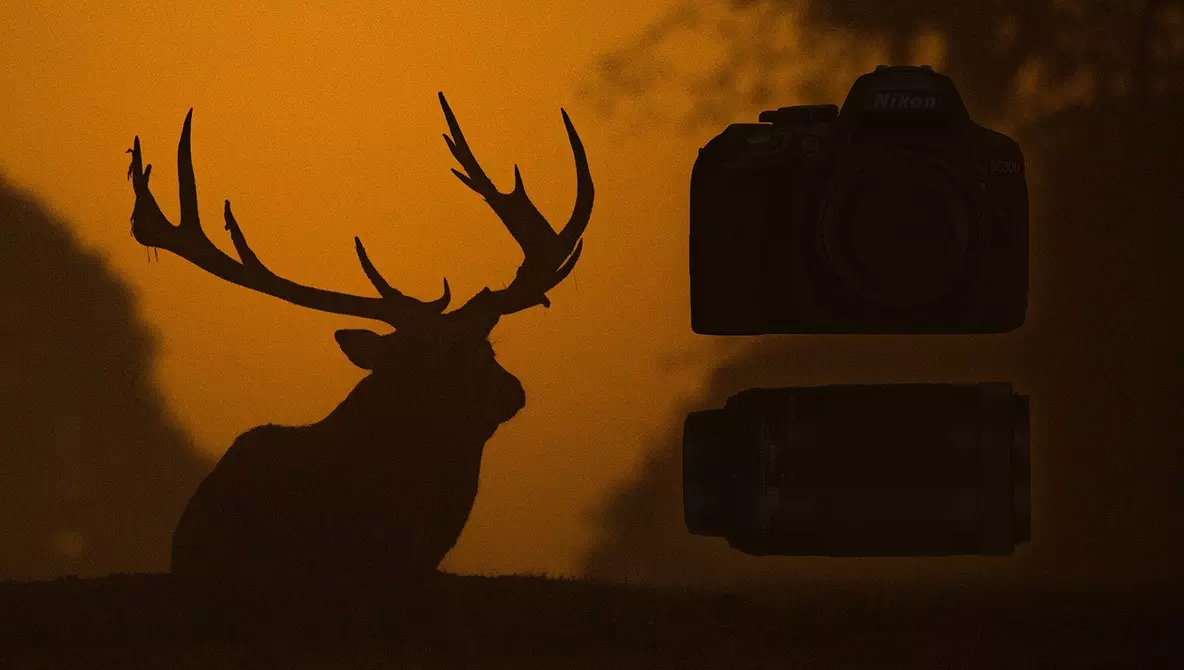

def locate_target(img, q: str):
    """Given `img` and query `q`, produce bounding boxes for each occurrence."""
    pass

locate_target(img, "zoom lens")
[683,382,1030,556]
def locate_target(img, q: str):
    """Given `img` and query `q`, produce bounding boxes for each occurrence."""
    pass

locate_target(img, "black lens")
[1012,393,1031,543]
[683,383,1030,556]
[683,410,733,536]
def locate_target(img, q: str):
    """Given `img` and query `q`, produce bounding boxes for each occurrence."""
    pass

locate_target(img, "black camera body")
[690,65,1028,334]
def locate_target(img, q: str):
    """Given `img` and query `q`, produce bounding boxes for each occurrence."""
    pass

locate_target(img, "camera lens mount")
[817,151,984,311]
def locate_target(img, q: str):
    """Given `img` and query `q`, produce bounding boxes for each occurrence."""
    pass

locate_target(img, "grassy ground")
[2,572,1179,668]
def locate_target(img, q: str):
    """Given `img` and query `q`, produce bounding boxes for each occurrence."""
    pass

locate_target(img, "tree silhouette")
[802,0,1179,113]
[584,1,1184,592]
[0,175,210,581]
[589,0,1183,129]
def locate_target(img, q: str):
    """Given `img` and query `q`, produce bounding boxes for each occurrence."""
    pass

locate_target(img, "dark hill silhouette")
[124,92,593,601]
[0,175,210,580]
[1,573,1179,667]
[583,2,1184,592]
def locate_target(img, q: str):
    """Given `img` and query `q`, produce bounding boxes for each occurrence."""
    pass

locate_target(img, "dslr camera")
[690,65,1028,334]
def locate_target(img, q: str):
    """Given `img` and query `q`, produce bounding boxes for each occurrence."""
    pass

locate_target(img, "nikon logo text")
[869,92,938,111]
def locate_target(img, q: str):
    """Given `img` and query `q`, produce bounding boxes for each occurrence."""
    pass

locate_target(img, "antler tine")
[354,237,451,311]
[127,110,449,328]
[440,93,594,333]
[555,108,594,254]
[441,92,569,261]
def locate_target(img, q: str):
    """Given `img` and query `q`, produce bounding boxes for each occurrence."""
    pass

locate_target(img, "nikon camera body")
[690,65,1028,334]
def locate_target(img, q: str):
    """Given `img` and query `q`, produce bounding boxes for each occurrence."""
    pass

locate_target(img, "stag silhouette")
[125,93,592,593]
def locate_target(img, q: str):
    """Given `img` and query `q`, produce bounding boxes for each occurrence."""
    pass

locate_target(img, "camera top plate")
[839,65,970,127]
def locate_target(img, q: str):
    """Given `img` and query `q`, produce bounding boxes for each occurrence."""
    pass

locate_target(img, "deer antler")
[127,95,591,336]
[126,109,450,328]
[438,92,593,334]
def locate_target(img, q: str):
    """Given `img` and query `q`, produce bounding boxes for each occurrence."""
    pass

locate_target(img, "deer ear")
[334,329,384,370]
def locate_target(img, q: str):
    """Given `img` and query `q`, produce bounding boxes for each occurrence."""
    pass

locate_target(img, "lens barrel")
[684,383,1030,556]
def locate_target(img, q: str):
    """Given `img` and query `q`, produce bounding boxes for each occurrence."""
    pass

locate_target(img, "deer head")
[127,94,592,587]
[126,93,590,426]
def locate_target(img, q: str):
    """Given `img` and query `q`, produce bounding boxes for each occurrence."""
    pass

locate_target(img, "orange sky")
[2,0,959,578]
[0,0,725,577]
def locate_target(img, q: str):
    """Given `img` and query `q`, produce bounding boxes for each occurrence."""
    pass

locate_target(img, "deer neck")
[313,373,500,449]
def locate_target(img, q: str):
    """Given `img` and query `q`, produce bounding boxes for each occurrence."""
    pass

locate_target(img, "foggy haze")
[583,0,1184,593]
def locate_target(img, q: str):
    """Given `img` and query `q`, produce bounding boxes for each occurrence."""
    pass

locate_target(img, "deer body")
[173,352,525,583]
[126,94,590,590]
